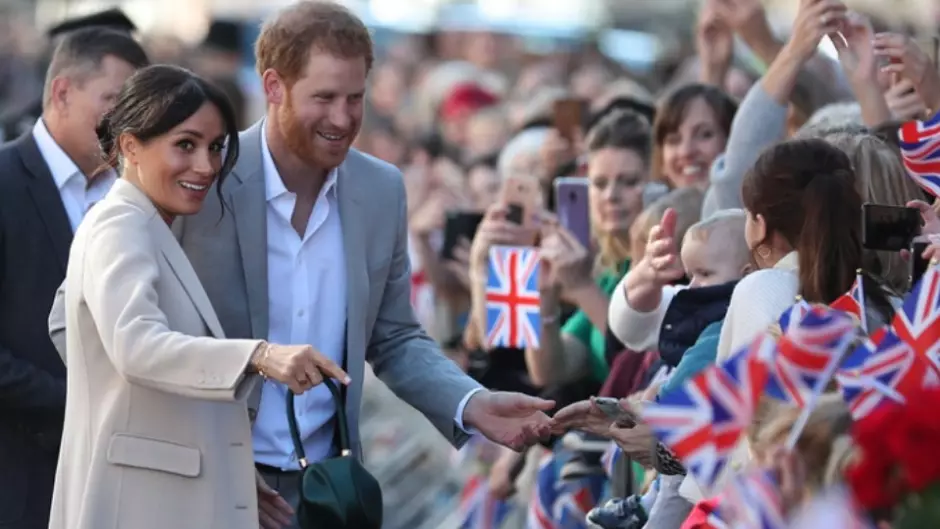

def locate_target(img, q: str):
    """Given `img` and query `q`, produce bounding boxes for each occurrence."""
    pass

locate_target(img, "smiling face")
[660,96,727,189]
[269,50,367,171]
[121,102,226,220]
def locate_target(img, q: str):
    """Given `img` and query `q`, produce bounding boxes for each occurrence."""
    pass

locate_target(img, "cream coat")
[48,179,265,529]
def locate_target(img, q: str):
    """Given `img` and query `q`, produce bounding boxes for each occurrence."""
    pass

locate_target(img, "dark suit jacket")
[0,132,71,529]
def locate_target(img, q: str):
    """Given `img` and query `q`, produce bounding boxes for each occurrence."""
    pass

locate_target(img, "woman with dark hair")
[651,83,737,190]
[719,139,868,362]
[49,65,333,529]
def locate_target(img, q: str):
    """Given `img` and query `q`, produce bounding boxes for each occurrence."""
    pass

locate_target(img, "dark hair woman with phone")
[721,138,893,363]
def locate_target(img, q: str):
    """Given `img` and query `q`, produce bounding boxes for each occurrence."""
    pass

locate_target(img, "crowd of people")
[3,0,940,528]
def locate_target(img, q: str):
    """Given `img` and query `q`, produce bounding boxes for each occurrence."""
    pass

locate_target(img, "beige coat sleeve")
[80,207,260,401]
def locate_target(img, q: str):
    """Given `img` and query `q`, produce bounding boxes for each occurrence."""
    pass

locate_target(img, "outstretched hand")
[463,391,555,452]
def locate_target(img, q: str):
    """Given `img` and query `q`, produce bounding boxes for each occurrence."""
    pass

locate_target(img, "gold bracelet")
[252,342,271,378]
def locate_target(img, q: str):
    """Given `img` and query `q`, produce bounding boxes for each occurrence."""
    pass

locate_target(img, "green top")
[561,261,629,383]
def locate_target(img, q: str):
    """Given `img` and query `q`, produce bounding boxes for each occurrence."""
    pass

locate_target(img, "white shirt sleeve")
[607,280,684,353]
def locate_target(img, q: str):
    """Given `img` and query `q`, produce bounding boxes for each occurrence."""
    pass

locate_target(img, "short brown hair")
[254,1,374,83]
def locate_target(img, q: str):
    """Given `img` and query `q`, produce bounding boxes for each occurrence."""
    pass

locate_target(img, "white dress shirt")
[32,119,115,231]
[253,124,348,468]
[253,124,481,470]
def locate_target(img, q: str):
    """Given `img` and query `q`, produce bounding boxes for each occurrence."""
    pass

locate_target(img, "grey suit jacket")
[50,121,482,458]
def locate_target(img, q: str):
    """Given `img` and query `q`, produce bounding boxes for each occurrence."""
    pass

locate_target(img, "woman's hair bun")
[95,113,117,168]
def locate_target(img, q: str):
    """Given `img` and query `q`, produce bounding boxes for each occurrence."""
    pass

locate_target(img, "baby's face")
[680,234,746,288]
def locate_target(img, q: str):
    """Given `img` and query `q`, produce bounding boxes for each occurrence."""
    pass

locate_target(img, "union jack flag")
[899,110,940,198]
[830,271,866,333]
[835,330,914,420]
[777,297,811,333]
[721,471,786,529]
[600,442,621,478]
[891,262,940,374]
[526,453,604,529]
[485,246,541,349]
[527,454,556,529]
[765,307,857,408]
[642,371,725,491]
[458,474,513,529]
[709,333,776,456]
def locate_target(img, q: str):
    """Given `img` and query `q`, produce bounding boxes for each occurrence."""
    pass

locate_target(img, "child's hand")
[640,208,685,286]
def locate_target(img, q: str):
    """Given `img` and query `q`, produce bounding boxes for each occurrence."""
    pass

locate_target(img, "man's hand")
[256,471,294,529]
[463,391,555,451]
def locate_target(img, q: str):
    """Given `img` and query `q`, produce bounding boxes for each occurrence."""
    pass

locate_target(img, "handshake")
[248,342,351,394]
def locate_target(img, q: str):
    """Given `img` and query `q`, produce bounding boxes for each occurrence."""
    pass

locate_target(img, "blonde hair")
[752,393,853,492]
[685,209,750,270]
[623,187,704,266]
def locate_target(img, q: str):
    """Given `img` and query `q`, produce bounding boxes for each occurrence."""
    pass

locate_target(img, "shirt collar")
[260,120,339,202]
[32,118,82,190]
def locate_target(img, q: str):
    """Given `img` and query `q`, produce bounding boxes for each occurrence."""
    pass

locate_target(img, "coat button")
[664,324,673,330]
[248,410,258,421]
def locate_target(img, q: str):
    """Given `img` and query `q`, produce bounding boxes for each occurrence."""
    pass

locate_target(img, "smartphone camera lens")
[569,191,577,201]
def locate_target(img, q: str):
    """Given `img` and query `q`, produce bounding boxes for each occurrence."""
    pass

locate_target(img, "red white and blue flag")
[777,297,812,333]
[891,263,940,375]
[835,330,915,420]
[485,246,541,349]
[899,110,940,198]
[642,371,725,491]
[765,307,857,408]
[830,271,867,333]
[709,334,775,456]
[721,470,787,529]
[458,474,512,529]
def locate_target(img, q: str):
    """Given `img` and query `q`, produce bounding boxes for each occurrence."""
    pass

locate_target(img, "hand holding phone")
[501,176,540,226]
[862,203,922,252]
[593,397,637,428]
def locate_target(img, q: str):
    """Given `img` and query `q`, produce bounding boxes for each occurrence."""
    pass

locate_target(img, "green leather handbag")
[286,379,383,529]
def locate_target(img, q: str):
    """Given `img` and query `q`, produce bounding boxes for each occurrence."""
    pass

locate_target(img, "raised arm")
[81,206,262,401]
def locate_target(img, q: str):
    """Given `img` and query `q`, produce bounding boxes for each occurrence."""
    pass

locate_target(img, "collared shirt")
[32,119,115,232]
[253,122,481,469]
[253,123,347,469]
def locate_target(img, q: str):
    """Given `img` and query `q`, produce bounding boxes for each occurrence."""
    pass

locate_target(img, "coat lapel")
[226,124,269,341]
[112,180,227,338]
[18,134,72,272]
[337,158,368,431]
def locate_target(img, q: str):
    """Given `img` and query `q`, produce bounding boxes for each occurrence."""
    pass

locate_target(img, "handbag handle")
[286,377,351,468]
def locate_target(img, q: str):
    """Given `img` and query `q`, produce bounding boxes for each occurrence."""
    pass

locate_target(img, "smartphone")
[553,177,591,249]
[861,203,921,252]
[911,239,931,287]
[552,98,588,142]
[594,397,637,428]
[501,176,540,226]
[440,211,484,260]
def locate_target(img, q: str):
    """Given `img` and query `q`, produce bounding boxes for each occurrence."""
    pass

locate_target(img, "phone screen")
[441,211,484,260]
[862,203,921,252]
